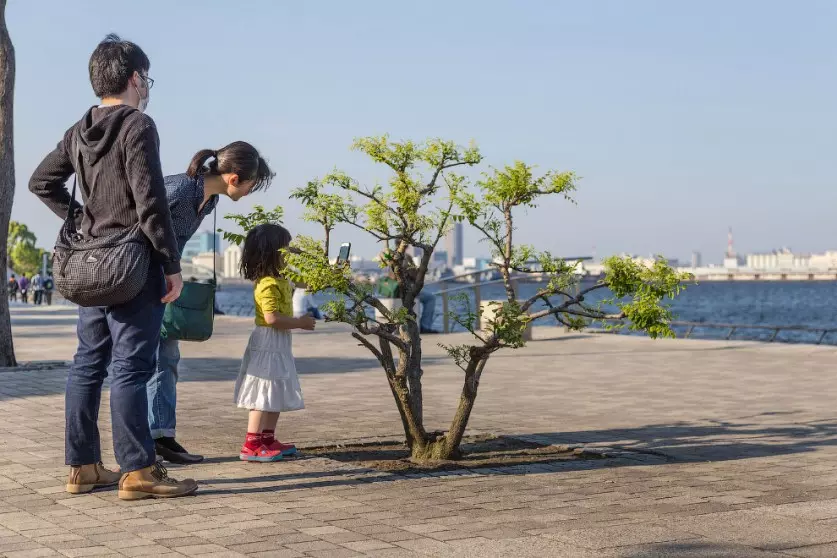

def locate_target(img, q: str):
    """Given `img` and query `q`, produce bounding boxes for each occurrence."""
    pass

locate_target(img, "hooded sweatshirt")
[29,105,180,275]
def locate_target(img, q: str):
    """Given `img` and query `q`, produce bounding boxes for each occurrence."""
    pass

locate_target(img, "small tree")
[289,181,350,257]
[0,0,15,367]
[278,136,690,461]
[219,205,284,247]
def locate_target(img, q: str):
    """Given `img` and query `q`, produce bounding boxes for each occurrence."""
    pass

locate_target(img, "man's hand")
[162,273,183,304]
[297,316,316,331]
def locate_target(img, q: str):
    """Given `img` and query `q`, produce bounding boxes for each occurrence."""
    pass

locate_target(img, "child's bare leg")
[247,410,264,434]
[261,412,280,433]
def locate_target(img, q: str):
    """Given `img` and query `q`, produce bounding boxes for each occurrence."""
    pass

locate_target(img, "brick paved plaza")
[3,304,837,557]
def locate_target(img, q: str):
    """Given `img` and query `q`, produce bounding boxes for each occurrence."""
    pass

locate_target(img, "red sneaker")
[265,440,298,456]
[239,444,283,462]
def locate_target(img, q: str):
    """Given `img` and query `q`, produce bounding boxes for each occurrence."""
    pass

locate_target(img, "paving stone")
[341,539,396,552]
[8,307,837,558]
[601,541,791,557]
[665,510,837,549]
[780,543,837,557]
[543,524,700,550]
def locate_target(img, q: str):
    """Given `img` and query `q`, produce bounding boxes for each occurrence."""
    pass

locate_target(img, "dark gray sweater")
[29,105,181,275]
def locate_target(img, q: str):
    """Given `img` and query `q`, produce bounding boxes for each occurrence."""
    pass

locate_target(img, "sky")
[6,0,836,263]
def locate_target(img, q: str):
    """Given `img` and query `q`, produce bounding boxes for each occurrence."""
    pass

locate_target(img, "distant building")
[183,231,219,259]
[808,251,837,270]
[723,227,743,269]
[192,252,223,276]
[691,251,702,268]
[462,257,492,271]
[406,245,424,261]
[224,244,242,278]
[746,249,810,270]
[445,223,463,268]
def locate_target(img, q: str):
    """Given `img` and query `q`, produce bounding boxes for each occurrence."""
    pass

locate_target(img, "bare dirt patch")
[304,434,605,473]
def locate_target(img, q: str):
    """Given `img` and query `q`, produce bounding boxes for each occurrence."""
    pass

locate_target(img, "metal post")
[441,282,449,333]
[473,282,481,331]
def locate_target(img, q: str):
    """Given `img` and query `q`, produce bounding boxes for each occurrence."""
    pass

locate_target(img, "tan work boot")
[118,462,198,500]
[66,462,121,494]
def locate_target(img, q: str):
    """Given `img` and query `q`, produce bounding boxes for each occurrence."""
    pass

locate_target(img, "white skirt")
[233,326,305,413]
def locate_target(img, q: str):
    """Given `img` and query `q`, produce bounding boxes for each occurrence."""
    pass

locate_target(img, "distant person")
[29,34,195,499]
[18,274,29,304]
[149,143,274,465]
[292,287,322,320]
[234,224,313,462]
[31,272,44,305]
[43,273,54,305]
[376,254,438,334]
[7,274,18,302]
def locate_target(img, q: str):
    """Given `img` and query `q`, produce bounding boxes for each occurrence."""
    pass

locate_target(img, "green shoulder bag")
[161,212,218,342]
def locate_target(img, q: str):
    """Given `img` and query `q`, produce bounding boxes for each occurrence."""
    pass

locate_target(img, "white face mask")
[134,79,149,113]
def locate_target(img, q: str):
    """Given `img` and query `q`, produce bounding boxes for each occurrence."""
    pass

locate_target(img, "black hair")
[187,141,275,193]
[89,34,150,98]
[240,224,292,281]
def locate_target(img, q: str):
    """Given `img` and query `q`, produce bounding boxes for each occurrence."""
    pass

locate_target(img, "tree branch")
[355,322,409,352]
[528,304,625,323]
[422,160,472,195]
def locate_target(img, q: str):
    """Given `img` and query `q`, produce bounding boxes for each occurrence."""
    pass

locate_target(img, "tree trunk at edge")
[0,0,17,368]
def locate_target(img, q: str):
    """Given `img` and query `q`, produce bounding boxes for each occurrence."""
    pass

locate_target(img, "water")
[216,281,837,344]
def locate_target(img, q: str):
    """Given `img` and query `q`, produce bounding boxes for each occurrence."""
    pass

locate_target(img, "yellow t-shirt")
[254,276,293,327]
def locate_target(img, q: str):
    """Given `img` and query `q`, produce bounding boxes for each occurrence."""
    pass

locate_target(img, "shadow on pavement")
[189,413,837,496]
[613,541,786,557]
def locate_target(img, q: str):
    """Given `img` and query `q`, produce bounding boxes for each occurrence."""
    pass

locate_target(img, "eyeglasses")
[141,75,155,90]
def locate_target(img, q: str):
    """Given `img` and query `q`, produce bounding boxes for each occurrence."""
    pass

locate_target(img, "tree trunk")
[0,0,17,368]
[378,336,428,452]
[409,356,489,461]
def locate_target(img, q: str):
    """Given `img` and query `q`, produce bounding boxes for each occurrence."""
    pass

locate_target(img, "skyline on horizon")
[6,0,836,263]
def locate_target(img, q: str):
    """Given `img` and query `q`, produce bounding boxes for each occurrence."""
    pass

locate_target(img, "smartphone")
[336,243,351,265]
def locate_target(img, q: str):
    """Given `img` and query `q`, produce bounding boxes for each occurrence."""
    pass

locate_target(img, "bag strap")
[65,140,84,228]
[212,208,217,285]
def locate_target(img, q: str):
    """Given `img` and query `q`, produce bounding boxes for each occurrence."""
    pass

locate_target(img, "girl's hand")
[297,316,316,331]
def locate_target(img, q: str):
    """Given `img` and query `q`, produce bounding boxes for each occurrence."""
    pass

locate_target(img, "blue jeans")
[147,337,179,439]
[419,291,436,331]
[65,265,165,473]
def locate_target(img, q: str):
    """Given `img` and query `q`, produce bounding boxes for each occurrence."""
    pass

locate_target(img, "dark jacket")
[29,105,181,274]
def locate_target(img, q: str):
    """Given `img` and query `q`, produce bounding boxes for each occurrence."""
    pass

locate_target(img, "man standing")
[29,34,196,499]
[31,271,43,305]
[17,274,28,303]
[43,272,54,305]
[7,273,17,302]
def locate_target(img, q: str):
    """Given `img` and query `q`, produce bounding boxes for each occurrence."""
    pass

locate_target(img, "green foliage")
[600,256,693,339]
[282,236,351,293]
[7,221,46,276]
[290,180,353,255]
[219,205,284,246]
[226,136,689,362]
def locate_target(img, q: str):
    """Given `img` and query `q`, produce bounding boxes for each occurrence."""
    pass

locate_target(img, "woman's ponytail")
[186,142,274,192]
[187,149,217,178]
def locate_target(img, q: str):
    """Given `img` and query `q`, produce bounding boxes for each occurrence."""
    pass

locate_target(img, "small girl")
[234,224,315,462]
